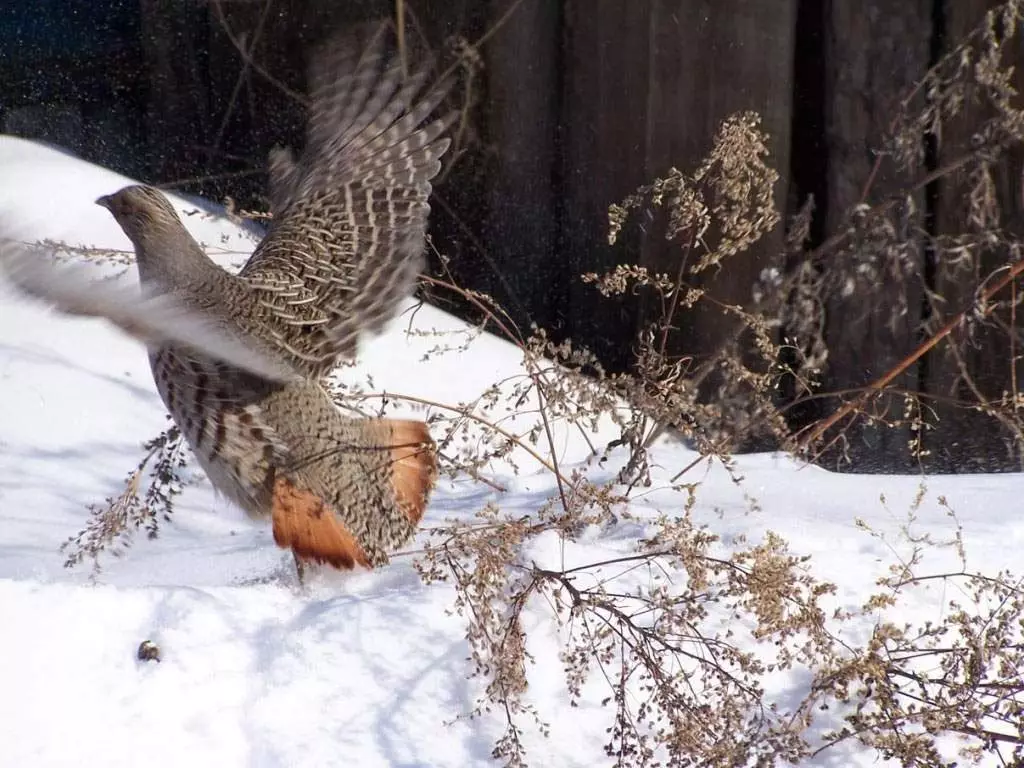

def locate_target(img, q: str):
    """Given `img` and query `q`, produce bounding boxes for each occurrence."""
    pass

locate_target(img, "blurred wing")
[238,24,455,377]
[0,242,295,383]
[267,146,300,217]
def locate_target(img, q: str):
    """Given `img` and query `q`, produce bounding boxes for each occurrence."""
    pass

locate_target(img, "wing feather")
[236,23,455,377]
[0,240,295,383]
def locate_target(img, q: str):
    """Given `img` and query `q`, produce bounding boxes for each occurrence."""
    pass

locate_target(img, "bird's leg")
[293,551,307,586]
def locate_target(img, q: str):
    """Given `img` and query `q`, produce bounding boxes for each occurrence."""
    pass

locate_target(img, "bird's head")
[96,185,212,286]
[96,185,182,244]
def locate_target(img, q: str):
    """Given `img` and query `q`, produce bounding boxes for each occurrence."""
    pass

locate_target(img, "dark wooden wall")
[4,0,1023,472]
[820,0,934,469]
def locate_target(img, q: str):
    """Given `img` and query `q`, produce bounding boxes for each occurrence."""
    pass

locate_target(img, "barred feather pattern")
[239,25,457,375]
[148,346,286,517]
[150,345,432,567]
[259,379,434,567]
[44,25,450,570]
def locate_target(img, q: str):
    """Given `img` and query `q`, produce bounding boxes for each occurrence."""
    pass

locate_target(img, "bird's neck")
[133,225,225,293]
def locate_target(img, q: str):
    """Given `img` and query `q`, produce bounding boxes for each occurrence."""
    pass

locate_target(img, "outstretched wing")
[237,24,455,377]
[0,240,295,383]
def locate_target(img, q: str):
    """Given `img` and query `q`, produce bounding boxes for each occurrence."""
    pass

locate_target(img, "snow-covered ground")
[0,136,1021,767]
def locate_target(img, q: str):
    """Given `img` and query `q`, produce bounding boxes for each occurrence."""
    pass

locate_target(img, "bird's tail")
[270,418,436,569]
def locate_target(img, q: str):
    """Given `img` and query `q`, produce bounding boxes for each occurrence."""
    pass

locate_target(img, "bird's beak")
[95,195,112,210]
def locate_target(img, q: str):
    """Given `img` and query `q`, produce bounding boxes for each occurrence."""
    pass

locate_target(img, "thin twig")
[799,256,1024,449]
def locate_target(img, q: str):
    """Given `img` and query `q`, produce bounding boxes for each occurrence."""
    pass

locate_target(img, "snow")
[0,135,1021,767]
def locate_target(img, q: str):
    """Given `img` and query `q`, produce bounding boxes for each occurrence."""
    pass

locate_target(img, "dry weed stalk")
[584,112,787,486]
[788,0,1024,469]
[48,2,1024,765]
[61,425,187,573]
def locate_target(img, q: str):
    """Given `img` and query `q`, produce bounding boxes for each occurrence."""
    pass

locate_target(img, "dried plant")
[787,0,1024,470]
[61,425,188,575]
[47,3,1024,766]
[584,112,788,484]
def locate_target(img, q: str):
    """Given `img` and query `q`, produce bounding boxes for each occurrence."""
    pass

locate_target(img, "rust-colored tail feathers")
[270,418,435,569]
[385,419,436,527]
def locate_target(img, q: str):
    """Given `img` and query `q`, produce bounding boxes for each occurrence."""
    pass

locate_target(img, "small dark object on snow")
[137,639,161,663]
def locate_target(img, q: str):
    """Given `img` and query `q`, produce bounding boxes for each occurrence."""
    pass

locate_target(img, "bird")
[1,24,455,572]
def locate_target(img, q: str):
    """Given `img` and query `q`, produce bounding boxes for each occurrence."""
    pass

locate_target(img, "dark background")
[3,0,1021,472]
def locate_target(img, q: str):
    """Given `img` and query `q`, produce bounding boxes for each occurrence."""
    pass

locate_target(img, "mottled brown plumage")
[5,26,453,569]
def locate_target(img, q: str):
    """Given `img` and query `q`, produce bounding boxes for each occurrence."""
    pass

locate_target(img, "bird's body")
[149,339,428,567]
[3,26,453,570]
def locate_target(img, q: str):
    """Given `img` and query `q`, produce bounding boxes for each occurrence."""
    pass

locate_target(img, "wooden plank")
[483,0,562,331]
[639,0,797,450]
[560,0,656,370]
[928,0,1024,471]
[820,0,933,470]
[560,0,796,448]
[643,0,797,357]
